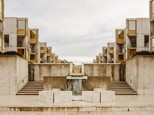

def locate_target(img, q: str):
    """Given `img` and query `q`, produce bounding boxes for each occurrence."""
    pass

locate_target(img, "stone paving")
[0,95,154,114]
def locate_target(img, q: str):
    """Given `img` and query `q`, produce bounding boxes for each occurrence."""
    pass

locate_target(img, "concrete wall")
[43,76,67,90]
[33,63,71,81]
[82,77,111,91]
[0,55,28,95]
[83,64,120,81]
[136,18,150,51]
[126,55,154,95]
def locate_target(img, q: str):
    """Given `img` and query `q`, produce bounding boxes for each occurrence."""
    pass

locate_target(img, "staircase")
[17,81,43,95]
[111,81,137,95]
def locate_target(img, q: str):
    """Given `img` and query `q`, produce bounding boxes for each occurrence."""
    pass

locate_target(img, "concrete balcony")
[103,52,107,57]
[116,54,125,63]
[40,48,46,54]
[17,29,26,36]
[127,48,136,59]
[108,49,114,54]
[47,52,51,57]
[17,47,26,59]
[127,30,137,36]
[40,59,46,63]
[117,38,125,44]
[30,38,37,44]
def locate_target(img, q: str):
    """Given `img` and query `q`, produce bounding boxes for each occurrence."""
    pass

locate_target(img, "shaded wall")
[83,64,120,81]
[33,63,71,81]
[126,55,154,95]
[0,55,28,95]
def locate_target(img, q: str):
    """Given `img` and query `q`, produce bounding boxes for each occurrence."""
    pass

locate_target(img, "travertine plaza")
[1,0,154,115]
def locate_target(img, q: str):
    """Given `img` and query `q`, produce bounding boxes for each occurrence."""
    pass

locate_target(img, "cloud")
[5,0,149,64]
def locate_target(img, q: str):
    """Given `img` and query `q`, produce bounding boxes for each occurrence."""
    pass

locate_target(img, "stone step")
[111,88,133,91]
[115,91,137,95]
[16,93,39,95]
[16,81,43,95]
[21,89,43,91]
[111,81,137,95]
[111,86,131,89]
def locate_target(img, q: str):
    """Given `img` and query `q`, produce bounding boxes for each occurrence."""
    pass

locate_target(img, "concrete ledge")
[54,91,72,103]
[39,91,72,103]
[82,91,101,103]
[39,91,53,103]
[101,91,115,103]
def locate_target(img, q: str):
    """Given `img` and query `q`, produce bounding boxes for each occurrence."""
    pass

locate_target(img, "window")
[144,35,149,47]
[129,20,136,30]
[118,55,124,60]
[30,54,35,60]
[17,20,25,30]
[4,35,9,47]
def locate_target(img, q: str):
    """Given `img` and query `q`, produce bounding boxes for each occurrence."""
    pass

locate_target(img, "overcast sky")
[5,0,149,64]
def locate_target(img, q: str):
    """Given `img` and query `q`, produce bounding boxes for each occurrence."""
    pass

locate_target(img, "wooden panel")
[128,30,136,36]
[17,30,26,36]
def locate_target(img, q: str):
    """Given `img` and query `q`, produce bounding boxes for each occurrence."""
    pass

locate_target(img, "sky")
[5,0,149,64]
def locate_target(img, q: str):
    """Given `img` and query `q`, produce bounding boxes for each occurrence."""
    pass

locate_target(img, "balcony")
[117,38,124,44]
[30,38,37,44]
[29,29,38,44]
[116,54,125,63]
[127,48,136,59]
[40,48,46,53]
[47,52,51,57]
[108,48,114,54]
[103,52,107,57]
[17,47,26,59]
[40,59,46,63]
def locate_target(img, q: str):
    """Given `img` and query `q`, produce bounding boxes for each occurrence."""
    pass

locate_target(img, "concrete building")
[102,47,107,63]
[126,18,150,59]
[4,17,29,59]
[46,46,52,63]
[0,0,4,52]
[150,0,154,51]
[107,42,115,63]
[28,28,40,63]
[115,29,126,63]
[39,42,47,63]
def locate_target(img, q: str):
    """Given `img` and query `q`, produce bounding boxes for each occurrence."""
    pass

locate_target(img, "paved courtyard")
[0,95,154,114]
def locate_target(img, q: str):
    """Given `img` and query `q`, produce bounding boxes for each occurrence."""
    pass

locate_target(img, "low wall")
[82,77,111,91]
[83,63,120,81]
[126,55,154,95]
[0,55,28,95]
[43,76,67,90]
[33,63,71,81]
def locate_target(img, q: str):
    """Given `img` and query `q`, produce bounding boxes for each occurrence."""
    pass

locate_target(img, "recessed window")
[129,20,136,30]
[30,54,35,60]
[4,35,9,47]
[17,20,25,30]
